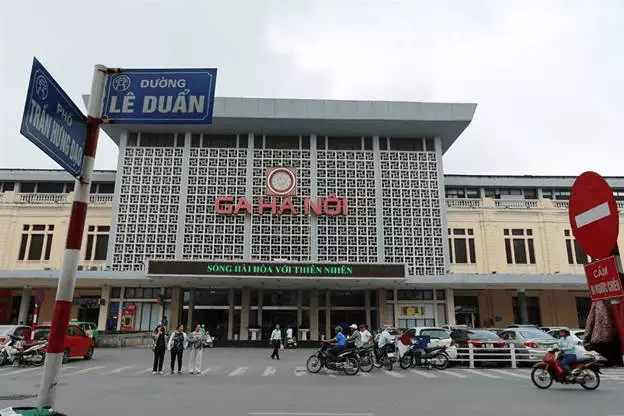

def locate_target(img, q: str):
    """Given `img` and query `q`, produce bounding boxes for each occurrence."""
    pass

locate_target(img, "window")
[0,182,15,192]
[448,228,476,264]
[91,182,115,194]
[139,133,176,147]
[445,188,480,199]
[389,138,424,151]
[397,290,433,301]
[327,137,362,150]
[264,136,300,149]
[564,230,589,265]
[504,229,536,264]
[36,182,65,193]
[18,224,54,261]
[85,226,110,261]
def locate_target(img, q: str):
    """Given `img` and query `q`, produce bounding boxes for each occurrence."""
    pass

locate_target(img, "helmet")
[559,328,571,337]
[335,326,343,333]
[350,324,358,330]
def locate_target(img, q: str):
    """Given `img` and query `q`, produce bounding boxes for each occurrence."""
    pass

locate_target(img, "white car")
[547,328,606,361]
[410,327,458,361]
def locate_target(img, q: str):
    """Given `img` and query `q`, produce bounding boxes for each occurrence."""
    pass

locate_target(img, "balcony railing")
[0,192,114,205]
[446,198,482,208]
[447,198,624,211]
[494,199,539,209]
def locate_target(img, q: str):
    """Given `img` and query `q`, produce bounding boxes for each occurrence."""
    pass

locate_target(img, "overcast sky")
[1,1,623,176]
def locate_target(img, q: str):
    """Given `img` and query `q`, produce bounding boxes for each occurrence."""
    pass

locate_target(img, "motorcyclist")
[557,328,577,380]
[346,324,361,347]
[326,326,347,361]
[359,324,373,348]
[377,327,395,357]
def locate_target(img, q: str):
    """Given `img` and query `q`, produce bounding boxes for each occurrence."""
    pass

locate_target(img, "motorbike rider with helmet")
[346,324,361,347]
[326,326,348,361]
[557,328,577,379]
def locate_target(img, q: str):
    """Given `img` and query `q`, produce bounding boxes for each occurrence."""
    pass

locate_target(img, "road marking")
[249,413,375,416]
[101,366,134,375]
[575,202,610,227]
[321,369,337,378]
[200,367,218,375]
[460,369,502,379]
[489,369,527,378]
[358,372,372,377]
[4,367,39,376]
[131,368,153,375]
[263,366,276,376]
[228,367,248,376]
[66,366,105,375]
[294,367,307,376]
[382,370,404,378]
[443,371,467,378]
[409,369,437,378]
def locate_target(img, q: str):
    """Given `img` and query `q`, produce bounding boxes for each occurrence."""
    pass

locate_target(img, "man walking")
[270,324,282,360]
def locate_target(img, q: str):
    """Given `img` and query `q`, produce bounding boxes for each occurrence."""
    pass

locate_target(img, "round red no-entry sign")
[569,171,619,259]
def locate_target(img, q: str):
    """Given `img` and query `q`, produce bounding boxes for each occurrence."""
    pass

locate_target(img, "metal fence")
[451,344,548,368]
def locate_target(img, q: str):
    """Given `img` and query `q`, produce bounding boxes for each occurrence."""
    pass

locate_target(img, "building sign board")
[215,195,348,216]
[584,256,624,301]
[102,68,217,124]
[20,58,88,176]
[147,260,406,278]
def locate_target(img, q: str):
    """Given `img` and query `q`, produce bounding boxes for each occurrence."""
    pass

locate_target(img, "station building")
[0,97,615,340]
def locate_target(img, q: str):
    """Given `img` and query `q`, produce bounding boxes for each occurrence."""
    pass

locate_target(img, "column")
[297,290,303,327]
[257,289,263,340]
[106,131,128,270]
[325,292,331,340]
[240,288,250,341]
[310,290,319,341]
[186,288,195,330]
[445,289,456,326]
[116,287,125,331]
[517,289,529,324]
[310,134,319,261]
[243,133,254,259]
[365,290,371,329]
[174,132,191,259]
[372,136,386,263]
[228,289,234,340]
[17,287,31,324]
[434,136,451,274]
[98,286,111,331]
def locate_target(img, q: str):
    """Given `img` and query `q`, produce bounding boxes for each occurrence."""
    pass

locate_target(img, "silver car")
[499,328,557,362]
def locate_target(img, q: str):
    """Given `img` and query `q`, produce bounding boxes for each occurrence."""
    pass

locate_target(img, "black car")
[450,328,510,367]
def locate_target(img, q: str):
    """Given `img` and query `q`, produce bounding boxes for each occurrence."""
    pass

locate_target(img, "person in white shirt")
[378,328,394,350]
[270,324,282,360]
[286,327,293,340]
[359,324,372,348]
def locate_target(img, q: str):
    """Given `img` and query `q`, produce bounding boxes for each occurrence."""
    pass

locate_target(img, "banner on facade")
[147,260,406,279]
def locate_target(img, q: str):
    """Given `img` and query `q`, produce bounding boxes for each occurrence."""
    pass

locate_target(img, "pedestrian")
[162,315,168,329]
[270,324,282,360]
[152,324,167,375]
[167,324,188,374]
[188,323,204,375]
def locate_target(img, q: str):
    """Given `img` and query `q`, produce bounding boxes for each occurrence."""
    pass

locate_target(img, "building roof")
[83,96,477,154]
[445,174,624,188]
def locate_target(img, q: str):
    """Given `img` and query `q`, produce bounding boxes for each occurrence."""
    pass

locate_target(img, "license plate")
[486,343,493,349]
[387,353,394,358]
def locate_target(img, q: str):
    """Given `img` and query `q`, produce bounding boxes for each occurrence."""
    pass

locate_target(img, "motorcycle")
[356,346,375,372]
[284,337,297,349]
[306,342,360,376]
[399,343,449,370]
[531,346,601,390]
[0,336,20,366]
[3,335,47,367]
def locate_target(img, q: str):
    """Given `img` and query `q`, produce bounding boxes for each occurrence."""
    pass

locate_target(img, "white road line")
[249,413,375,416]
[131,368,153,375]
[489,369,528,379]
[441,370,466,378]
[4,367,39,376]
[101,366,134,375]
[228,366,248,376]
[322,369,337,378]
[575,202,611,227]
[294,367,307,376]
[460,369,502,379]
[409,369,437,378]
[358,372,372,377]
[66,366,105,375]
[263,366,276,376]
[200,367,219,375]
[382,370,405,378]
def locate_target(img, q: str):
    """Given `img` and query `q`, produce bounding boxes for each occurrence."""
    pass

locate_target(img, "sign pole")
[36,64,107,408]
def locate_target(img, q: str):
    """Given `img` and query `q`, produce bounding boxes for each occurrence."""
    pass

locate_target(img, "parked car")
[499,327,557,362]
[410,327,458,362]
[33,323,94,363]
[486,328,506,336]
[0,325,32,345]
[70,320,100,343]
[506,324,540,329]
[450,328,510,366]
[547,328,606,361]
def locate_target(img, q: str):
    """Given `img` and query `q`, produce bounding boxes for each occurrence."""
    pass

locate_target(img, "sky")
[1,0,623,176]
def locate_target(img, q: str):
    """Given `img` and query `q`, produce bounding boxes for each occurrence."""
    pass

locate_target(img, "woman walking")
[152,325,167,375]
[188,323,205,374]
[270,324,282,360]
[168,324,188,374]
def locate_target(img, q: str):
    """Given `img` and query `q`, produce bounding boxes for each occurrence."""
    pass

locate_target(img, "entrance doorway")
[76,297,100,323]
[330,310,367,331]
[190,309,229,341]
[262,310,297,339]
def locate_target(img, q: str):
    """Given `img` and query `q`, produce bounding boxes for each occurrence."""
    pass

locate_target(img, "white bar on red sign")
[575,202,611,228]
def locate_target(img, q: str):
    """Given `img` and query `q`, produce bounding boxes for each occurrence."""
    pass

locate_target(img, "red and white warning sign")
[569,171,619,259]
[584,256,624,301]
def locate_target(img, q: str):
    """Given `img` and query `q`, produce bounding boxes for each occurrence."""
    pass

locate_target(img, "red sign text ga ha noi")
[215,195,348,216]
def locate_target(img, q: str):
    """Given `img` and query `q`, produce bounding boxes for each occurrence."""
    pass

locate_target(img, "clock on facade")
[266,167,296,196]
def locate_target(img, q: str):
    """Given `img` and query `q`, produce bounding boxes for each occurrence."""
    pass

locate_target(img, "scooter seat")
[575,356,596,363]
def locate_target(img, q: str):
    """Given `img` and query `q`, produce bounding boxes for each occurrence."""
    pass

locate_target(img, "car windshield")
[520,330,555,340]
[421,329,450,339]
[467,330,501,340]
[573,331,584,340]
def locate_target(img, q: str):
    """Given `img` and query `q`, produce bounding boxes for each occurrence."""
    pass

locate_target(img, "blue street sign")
[20,58,88,177]
[101,68,217,124]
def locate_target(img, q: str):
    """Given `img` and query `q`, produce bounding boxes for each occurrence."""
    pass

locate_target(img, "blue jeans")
[560,354,576,374]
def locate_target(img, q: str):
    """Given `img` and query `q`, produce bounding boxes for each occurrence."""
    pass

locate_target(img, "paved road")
[1,348,624,416]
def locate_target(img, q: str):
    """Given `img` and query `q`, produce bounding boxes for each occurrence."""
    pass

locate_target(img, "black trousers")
[271,340,280,359]
[153,347,165,372]
[170,349,183,372]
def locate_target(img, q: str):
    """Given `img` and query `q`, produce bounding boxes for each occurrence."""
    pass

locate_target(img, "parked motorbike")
[400,343,449,370]
[284,337,297,349]
[356,346,375,372]
[3,335,47,367]
[531,347,601,390]
[306,342,360,376]
[0,336,20,366]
